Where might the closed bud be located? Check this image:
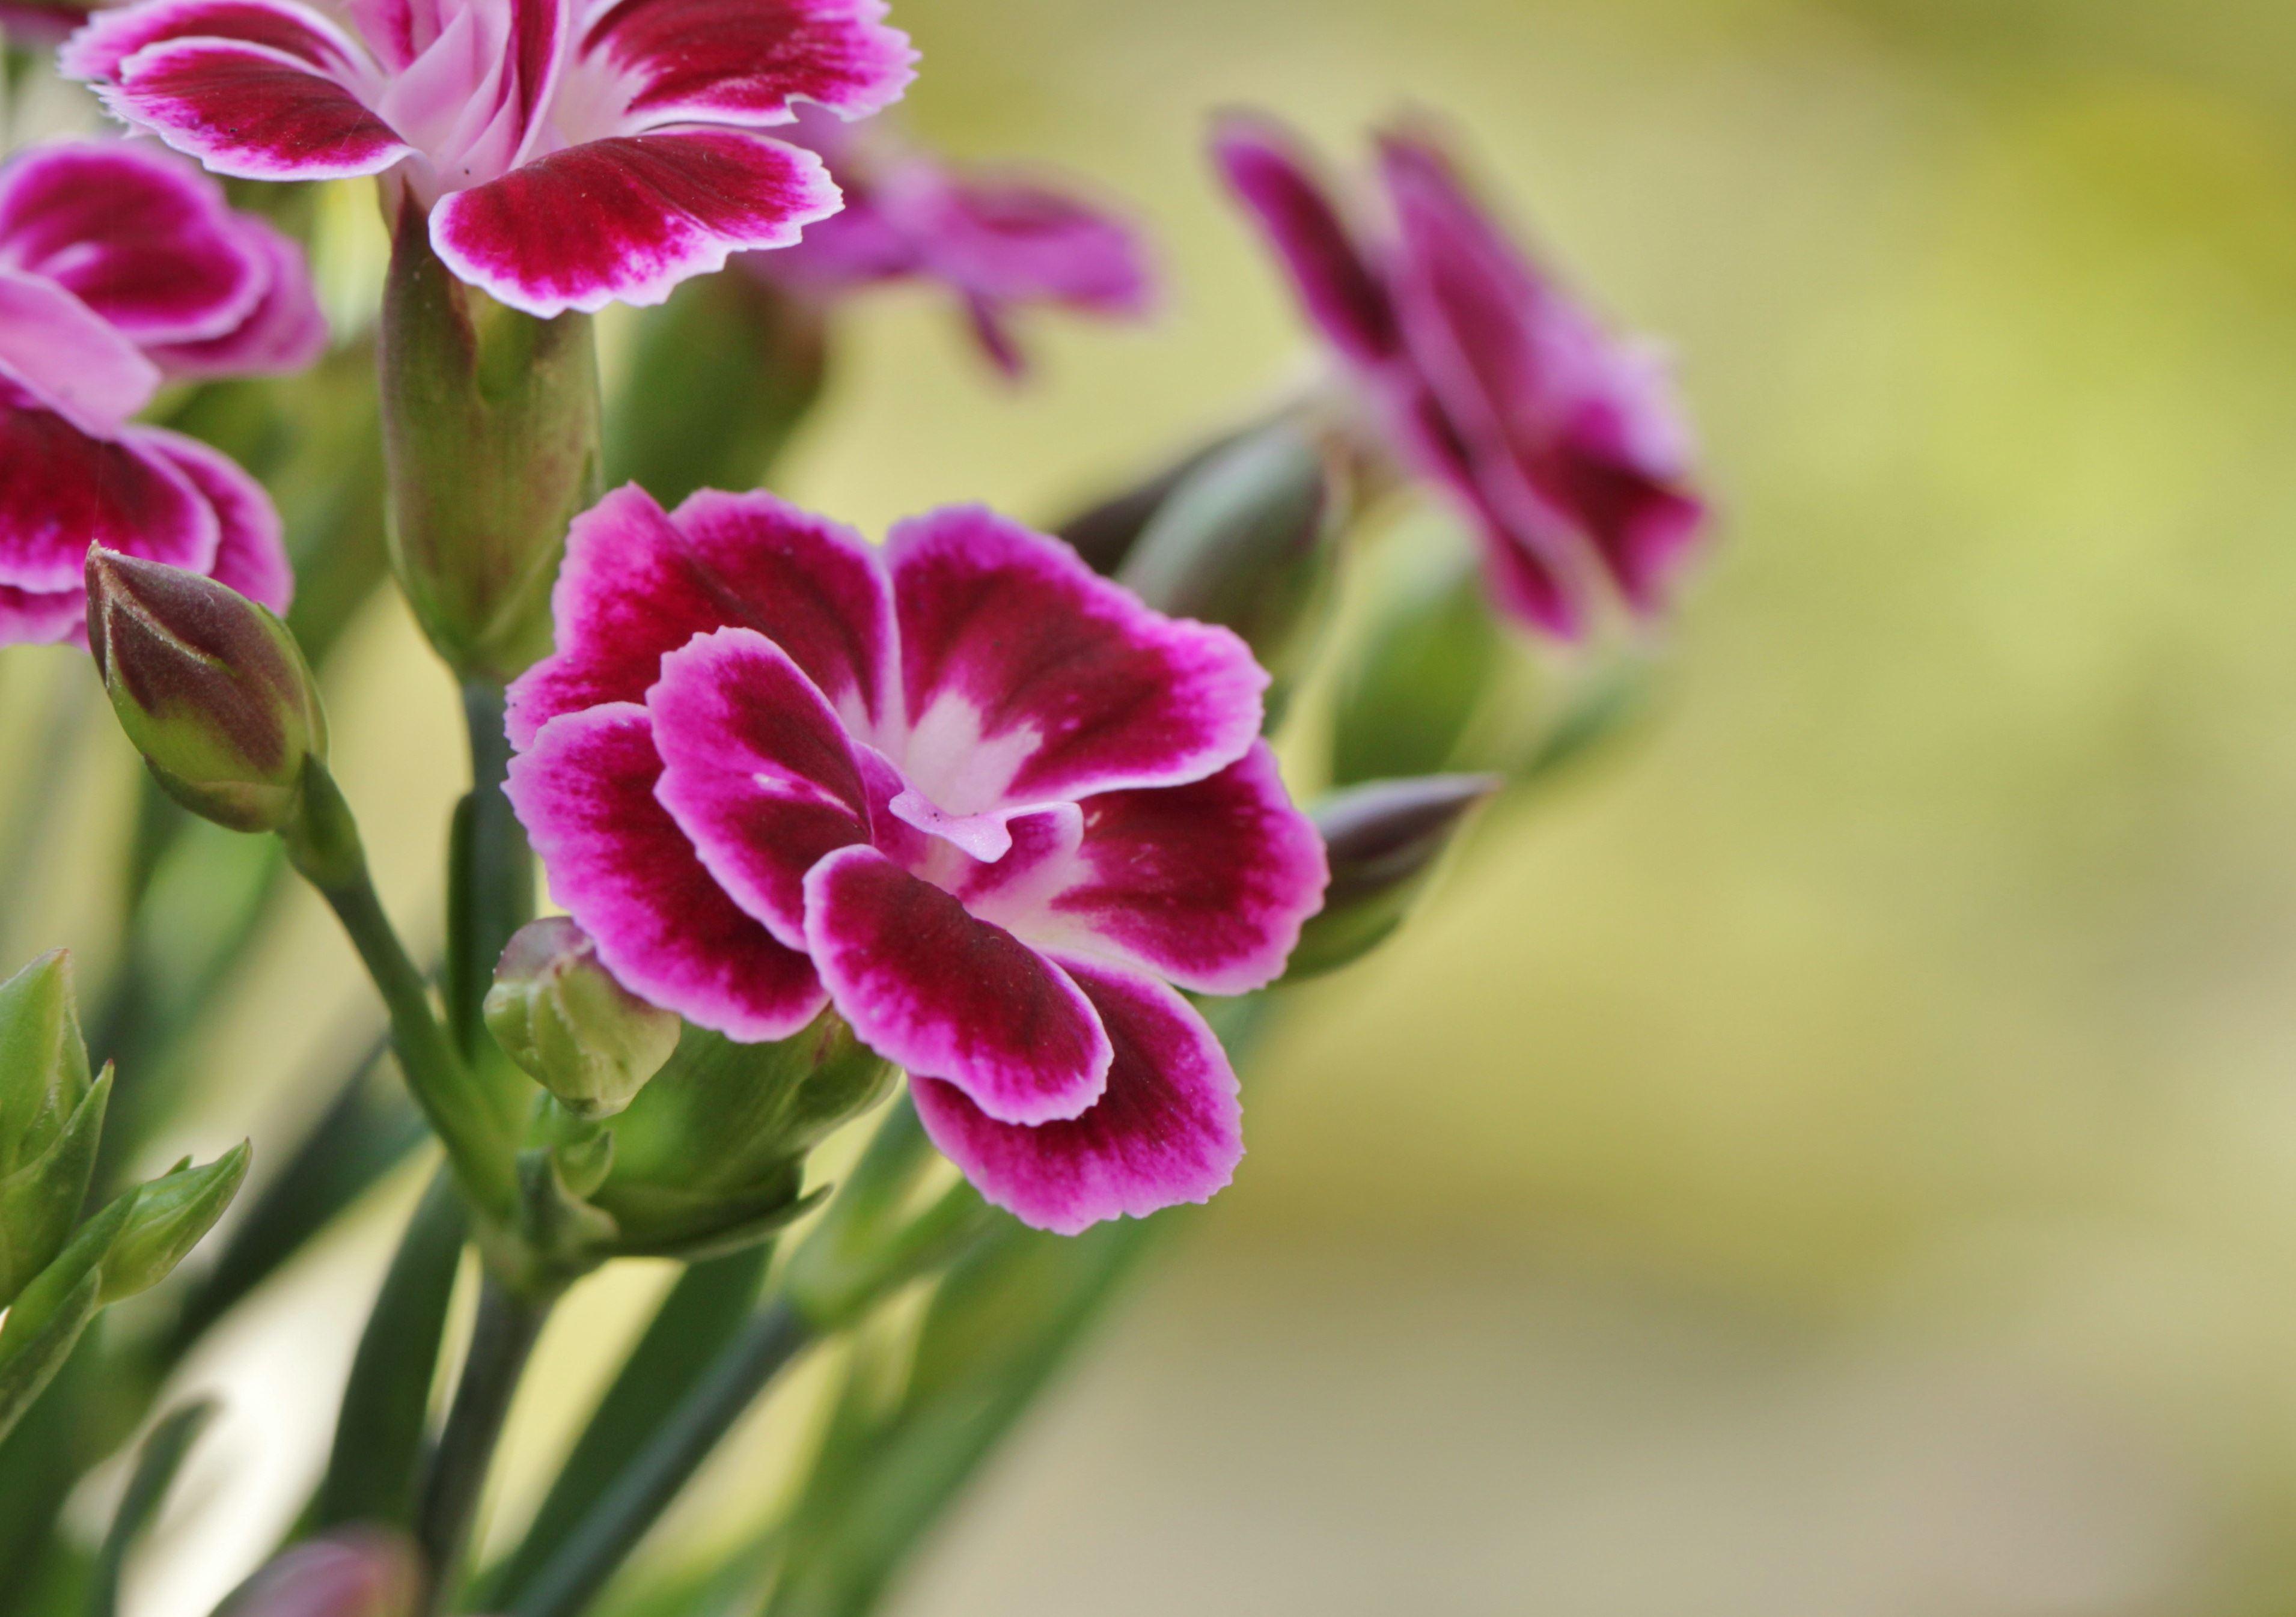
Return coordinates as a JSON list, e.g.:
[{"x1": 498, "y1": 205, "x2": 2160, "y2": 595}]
[
  {"x1": 0, "y1": 953, "x2": 106, "y2": 1308},
  {"x1": 485, "y1": 917, "x2": 679, "y2": 1120},
  {"x1": 219, "y1": 1529, "x2": 423, "y2": 1617},
  {"x1": 380, "y1": 207, "x2": 602, "y2": 683},
  {"x1": 1286, "y1": 773, "x2": 1498, "y2": 980},
  {"x1": 1116, "y1": 421, "x2": 1348, "y2": 705},
  {"x1": 99, "y1": 1140, "x2": 252, "y2": 1304},
  {"x1": 86, "y1": 550, "x2": 327, "y2": 835}
]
